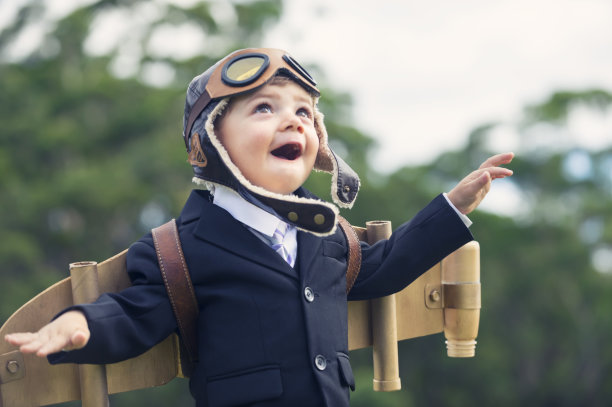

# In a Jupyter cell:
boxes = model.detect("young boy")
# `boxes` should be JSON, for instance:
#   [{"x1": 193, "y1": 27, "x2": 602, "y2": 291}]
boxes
[{"x1": 5, "y1": 48, "x2": 513, "y2": 407}]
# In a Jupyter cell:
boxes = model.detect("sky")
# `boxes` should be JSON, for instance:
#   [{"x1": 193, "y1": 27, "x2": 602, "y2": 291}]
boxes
[
  {"x1": 261, "y1": 0, "x2": 612, "y2": 172},
  {"x1": 261, "y1": 0, "x2": 612, "y2": 220}
]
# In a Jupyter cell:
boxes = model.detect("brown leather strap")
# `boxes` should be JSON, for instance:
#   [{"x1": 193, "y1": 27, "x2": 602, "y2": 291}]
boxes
[
  {"x1": 184, "y1": 89, "x2": 212, "y2": 149},
  {"x1": 338, "y1": 215, "x2": 362, "y2": 294},
  {"x1": 152, "y1": 219, "x2": 199, "y2": 362}
]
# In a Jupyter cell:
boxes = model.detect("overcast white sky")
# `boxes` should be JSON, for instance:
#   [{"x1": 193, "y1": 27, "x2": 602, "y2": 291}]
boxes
[{"x1": 262, "y1": 0, "x2": 612, "y2": 171}]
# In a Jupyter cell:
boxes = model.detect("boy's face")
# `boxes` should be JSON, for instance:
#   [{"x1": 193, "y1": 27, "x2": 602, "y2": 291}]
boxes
[{"x1": 216, "y1": 81, "x2": 319, "y2": 195}]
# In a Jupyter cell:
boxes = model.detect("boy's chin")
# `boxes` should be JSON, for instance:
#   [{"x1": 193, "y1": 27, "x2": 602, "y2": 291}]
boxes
[
  {"x1": 251, "y1": 172, "x2": 308, "y2": 195},
  {"x1": 246, "y1": 162, "x2": 313, "y2": 195},
  {"x1": 264, "y1": 185, "x2": 299, "y2": 196},
  {"x1": 257, "y1": 180, "x2": 302, "y2": 196}
]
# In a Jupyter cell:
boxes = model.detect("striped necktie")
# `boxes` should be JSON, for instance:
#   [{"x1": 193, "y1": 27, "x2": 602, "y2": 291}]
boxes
[{"x1": 270, "y1": 222, "x2": 294, "y2": 266}]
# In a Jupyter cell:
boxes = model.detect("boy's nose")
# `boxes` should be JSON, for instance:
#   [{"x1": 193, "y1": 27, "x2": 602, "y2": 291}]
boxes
[{"x1": 283, "y1": 114, "x2": 304, "y2": 134}]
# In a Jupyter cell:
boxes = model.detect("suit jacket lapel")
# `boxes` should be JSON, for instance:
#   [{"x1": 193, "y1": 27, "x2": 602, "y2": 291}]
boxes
[
  {"x1": 192, "y1": 201, "x2": 296, "y2": 280},
  {"x1": 296, "y1": 229, "x2": 323, "y2": 282}
]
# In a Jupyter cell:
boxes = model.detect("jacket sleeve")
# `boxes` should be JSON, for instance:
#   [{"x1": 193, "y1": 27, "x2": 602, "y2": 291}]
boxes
[
  {"x1": 347, "y1": 194, "x2": 474, "y2": 301},
  {"x1": 48, "y1": 236, "x2": 177, "y2": 365}
]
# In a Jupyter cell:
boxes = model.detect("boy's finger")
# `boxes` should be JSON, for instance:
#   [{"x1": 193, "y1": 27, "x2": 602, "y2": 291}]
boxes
[
  {"x1": 476, "y1": 171, "x2": 492, "y2": 190},
  {"x1": 5, "y1": 332, "x2": 37, "y2": 346},
  {"x1": 479, "y1": 154, "x2": 512, "y2": 169},
  {"x1": 19, "y1": 339, "x2": 45, "y2": 354},
  {"x1": 36, "y1": 332, "x2": 74, "y2": 356},
  {"x1": 36, "y1": 340, "x2": 68, "y2": 357},
  {"x1": 488, "y1": 167, "x2": 513, "y2": 179},
  {"x1": 71, "y1": 330, "x2": 89, "y2": 349},
  {"x1": 479, "y1": 152, "x2": 514, "y2": 169},
  {"x1": 462, "y1": 171, "x2": 490, "y2": 197}
]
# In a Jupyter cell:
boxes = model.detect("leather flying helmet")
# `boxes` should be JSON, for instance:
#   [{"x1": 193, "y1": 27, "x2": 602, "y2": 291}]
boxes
[{"x1": 183, "y1": 48, "x2": 360, "y2": 235}]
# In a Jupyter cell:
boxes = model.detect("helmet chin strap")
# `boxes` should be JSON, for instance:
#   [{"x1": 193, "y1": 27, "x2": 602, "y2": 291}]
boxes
[{"x1": 241, "y1": 186, "x2": 339, "y2": 236}]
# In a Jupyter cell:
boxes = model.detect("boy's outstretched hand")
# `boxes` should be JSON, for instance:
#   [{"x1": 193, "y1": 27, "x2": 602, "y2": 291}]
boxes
[
  {"x1": 4, "y1": 310, "x2": 90, "y2": 357},
  {"x1": 447, "y1": 152, "x2": 514, "y2": 215}
]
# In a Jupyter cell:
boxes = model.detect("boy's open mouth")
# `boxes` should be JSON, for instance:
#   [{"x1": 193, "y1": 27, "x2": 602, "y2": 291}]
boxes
[{"x1": 271, "y1": 143, "x2": 302, "y2": 161}]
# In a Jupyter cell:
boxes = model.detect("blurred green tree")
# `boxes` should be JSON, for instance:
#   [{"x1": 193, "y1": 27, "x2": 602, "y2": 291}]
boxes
[
  {"x1": 2, "y1": 1, "x2": 612, "y2": 406},
  {"x1": 346, "y1": 91, "x2": 612, "y2": 407}
]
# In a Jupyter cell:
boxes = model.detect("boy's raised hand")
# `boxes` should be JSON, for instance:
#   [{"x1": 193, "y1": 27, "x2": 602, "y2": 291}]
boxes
[
  {"x1": 447, "y1": 152, "x2": 514, "y2": 215},
  {"x1": 4, "y1": 310, "x2": 90, "y2": 357}
]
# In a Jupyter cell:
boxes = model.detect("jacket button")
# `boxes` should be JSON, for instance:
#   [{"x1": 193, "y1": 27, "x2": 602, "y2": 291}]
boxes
[
  {"x1": 315, "y1": 355, "x2": 327, "y2": 371},
  {"x1": 304, "y1": 287, "x2": 315, "y2": 302}
]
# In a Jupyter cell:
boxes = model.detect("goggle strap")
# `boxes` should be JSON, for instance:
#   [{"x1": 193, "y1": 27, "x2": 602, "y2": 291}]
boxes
[{"x1": 184, "y1": 89, "x2": 212, "y2": 149}]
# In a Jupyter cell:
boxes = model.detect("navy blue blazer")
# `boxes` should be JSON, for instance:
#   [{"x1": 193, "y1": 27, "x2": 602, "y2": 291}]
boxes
[{"x1": 50, "y1": 188, "x2": 473, "y2": 407}]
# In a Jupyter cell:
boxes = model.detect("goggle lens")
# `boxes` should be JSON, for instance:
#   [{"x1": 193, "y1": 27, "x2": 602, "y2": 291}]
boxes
[{"x1": 223, "y1": 55, "x2": 269, "y2": 86}]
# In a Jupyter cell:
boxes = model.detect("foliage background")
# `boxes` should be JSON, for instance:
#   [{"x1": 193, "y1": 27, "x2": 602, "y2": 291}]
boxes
[{"x1": 1, "y1": 1, "x2": 611, "y2": 406}]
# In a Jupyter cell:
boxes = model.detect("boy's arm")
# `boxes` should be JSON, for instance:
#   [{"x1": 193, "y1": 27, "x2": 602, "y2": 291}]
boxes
[
  {"x1": 4, "y1": 239, "x2": 178, "y2": 365},
  {"x1": 46, "y1": 286, "x2": 176, "y2": 364},
  {"x1": 348, "y1": 193, "x2": 474, "y2": 300},
  {"x1": 49, "y1": 239, "x2": 177, "y2": 364},
  {"x1": 348, "y1": 152, "x2": 513, "y2": 300}
]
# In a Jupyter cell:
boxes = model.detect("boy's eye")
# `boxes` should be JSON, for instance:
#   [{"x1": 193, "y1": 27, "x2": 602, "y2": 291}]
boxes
[
  {"x1": 297, "y1": 107, "x2": 313, "y2": 119},
  {"x1": 254, "y1": 103, "x2": 272, "y2": 114}
]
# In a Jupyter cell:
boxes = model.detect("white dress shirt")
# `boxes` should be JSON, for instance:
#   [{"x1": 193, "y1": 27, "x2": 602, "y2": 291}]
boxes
[
  {"x1": 212, "y1": 185, "x2": 298, "y2": 267},
  {"x1": 443, "y1": 193, "x2": 473, "y2": 228}
]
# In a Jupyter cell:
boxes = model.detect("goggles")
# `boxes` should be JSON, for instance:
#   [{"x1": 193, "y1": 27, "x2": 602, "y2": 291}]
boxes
[{"x1": 184, "y1": 48, "x2": 320, "y2": 148}]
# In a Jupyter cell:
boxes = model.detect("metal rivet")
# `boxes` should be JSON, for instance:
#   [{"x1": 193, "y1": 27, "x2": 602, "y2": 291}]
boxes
[
  {"x1": 429, "y1": 289, "x2": 441, "y2": 303},
  {"x1": 288, "y1": 212, "x2": 298, "y2": 222},
  {"x1": 313, "y1": 214, "x2": 325, "y2": 225},
  {"x1": 343, "y1": 185, "x2": 351, "y2": 193},
  {"x1": 6, "y1": 360, "x2": 19, "y2": 374}
]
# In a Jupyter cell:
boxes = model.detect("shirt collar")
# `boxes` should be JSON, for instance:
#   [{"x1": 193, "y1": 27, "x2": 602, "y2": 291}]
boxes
[{"x1": 212, "y1": 185, "x2": 283, "y2": 238}]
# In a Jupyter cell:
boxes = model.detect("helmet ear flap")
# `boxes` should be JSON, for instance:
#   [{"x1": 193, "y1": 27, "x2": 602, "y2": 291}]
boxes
[
  {"x1": 312, "y1": 107, "x2": 360, "y2": 208},
  {"x1": 330, "y1": 149, "x2": 360, "y2": 208},
  {"x1": 313, "y1": 109, "x2": 334, "y2": 173}
]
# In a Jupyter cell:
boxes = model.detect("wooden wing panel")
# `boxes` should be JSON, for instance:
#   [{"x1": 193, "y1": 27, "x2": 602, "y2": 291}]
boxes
[
  {"x1": 0, "y1": 251, "x2": 179, "y2": 407},
  {"x1": 347, "y1": 224, "x2": 445, "y2": 351},
  {"x1": 348, "y1": 263, "x2": 444, "y2": 351},
  {"x1": 0, "y1": 278, "x2": 81, "y2": 407},
  {"x1": 394, "y1": 263, "x2": 444, "y2": 341}
]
